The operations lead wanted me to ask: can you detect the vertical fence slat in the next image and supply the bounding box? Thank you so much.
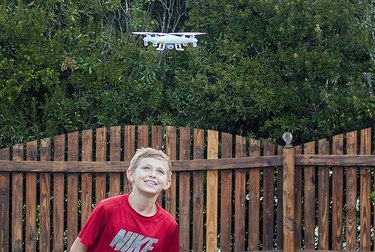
[276,145,284,250]
[220,132,233,251]
[124,125,135,193]
[263,142,275,250]
[234,136,246,252]
[151,125,163,204]
[0,148,10,252]
[303,141,315,249]
[25,141,37,252]
[345,131,357,251]
[165,126,177,218]
[53,135,65,251]
[206,130,218,252]
[81,130,93,226]
[283,142,295,252]
[332,134,343,250]
[360,128,371,251]
[151,125,162,150]
[12,144,24,252]
[67,132,79,249]
[294,145,302,250]
[248,139,260,251]
[95,128,107,204]
[179,127,191,252]
[192,128,204,252]
[137,125,149,148]
[109,126,121,197]
[318,139,329,250]
[39,138,51,251]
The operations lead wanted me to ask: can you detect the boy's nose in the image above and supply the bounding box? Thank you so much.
[148,169,156,177]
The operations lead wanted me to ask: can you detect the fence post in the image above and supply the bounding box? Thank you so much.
[282,132,295,252]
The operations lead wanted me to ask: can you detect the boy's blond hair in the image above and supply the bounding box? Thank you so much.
[128,147,172,176]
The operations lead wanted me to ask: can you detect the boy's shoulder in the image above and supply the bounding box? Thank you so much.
[156,203,178,226]
[97,194,128,209]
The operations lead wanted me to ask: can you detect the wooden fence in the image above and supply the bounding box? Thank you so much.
[0,125,374,252]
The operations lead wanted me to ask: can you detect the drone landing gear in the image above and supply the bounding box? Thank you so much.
[175,44,184,51]
[156,43,166,51]
[156,43,184,51]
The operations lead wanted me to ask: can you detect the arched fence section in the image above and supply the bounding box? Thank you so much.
[0,125,374,252]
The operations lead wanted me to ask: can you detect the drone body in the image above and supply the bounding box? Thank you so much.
[132,32,206,51]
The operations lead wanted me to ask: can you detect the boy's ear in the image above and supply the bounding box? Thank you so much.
[163,178,172,190]
[126,169,135,182]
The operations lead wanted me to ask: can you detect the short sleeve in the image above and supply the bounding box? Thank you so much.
[78,203,107,247]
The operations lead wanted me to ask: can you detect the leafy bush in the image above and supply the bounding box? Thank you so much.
[0,0,374,147]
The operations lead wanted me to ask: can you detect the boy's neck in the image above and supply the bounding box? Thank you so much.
[128,191,158,217]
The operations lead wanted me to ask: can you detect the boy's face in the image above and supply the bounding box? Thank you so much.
[127,157,171,196]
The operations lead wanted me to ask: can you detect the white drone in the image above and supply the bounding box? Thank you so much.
[132,32,206,51]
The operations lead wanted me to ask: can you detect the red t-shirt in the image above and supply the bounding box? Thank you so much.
[78,193,179,252]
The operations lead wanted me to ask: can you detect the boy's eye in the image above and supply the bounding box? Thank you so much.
[157,170,165,175]
[142,166,150,170]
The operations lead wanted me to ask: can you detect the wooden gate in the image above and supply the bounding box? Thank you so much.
[0,125,374,251]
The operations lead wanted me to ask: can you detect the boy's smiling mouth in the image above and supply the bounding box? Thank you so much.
[145,180,157,186]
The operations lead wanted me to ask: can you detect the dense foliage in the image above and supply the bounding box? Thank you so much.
[0,0,374,147]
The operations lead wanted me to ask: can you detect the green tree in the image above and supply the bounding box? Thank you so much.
[172,0,375,142]
[0,0,374,148]
[0,0,164,145]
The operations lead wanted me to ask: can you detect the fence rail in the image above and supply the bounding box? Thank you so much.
[0,125,374,252]
[0,154,374,172]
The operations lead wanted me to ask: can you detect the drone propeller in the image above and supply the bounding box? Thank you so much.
[170,32,206,39]
[132,32,148,35]
[132,32,167,36]
[170,32,207,35]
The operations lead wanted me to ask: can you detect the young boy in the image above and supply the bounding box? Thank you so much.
[70,147,180,252]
